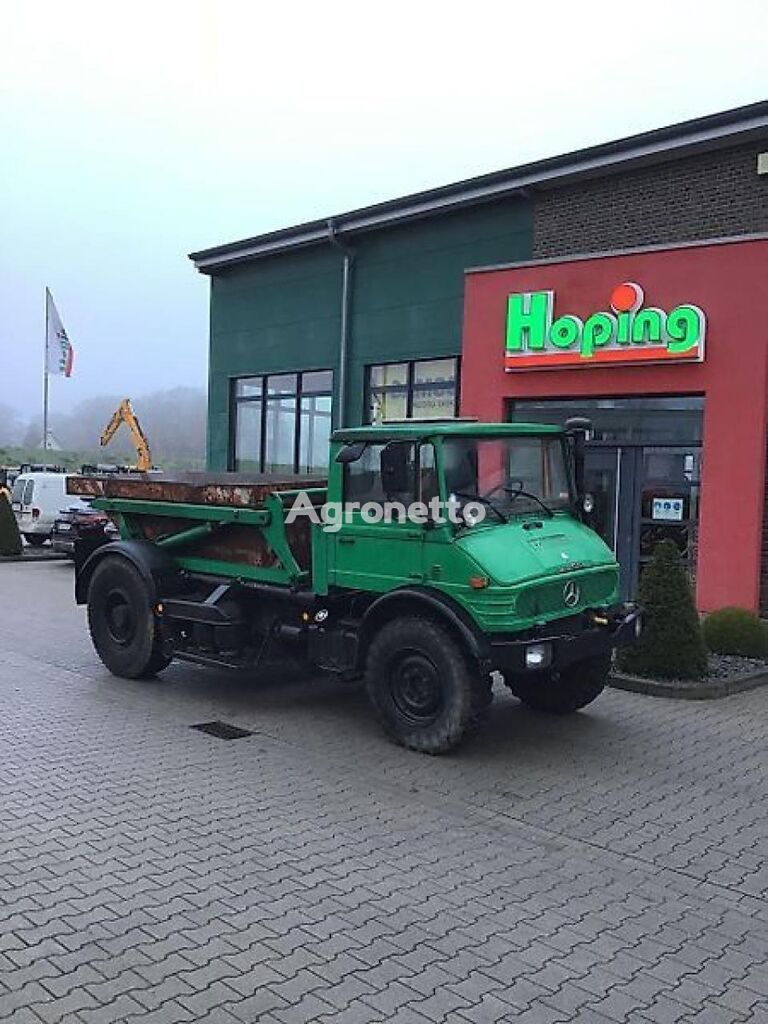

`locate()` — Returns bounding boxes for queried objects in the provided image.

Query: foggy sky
[1,0,766,428]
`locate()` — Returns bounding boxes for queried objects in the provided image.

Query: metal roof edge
[463,231,768,275]
[190,101,768,273]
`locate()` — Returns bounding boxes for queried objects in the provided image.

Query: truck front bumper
[488,604,642,676]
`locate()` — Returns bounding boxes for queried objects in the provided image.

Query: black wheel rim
[389,651,444,725]
[104,588,136,646]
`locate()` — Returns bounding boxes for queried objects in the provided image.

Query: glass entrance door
[585,444,702,600]
[585,446,638,600]
[638,446,702,587]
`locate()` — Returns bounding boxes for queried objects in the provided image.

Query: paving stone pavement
[0,561,766,1024]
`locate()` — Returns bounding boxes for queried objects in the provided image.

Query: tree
[618,539,707,680]
[41,388,207,465]
[703,607,768,658]
[15,387,207,469]
[22,417,43,450]
[0,493,22,556]
[0,402,22,447]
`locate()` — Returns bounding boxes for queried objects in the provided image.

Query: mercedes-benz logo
[563,580,580,608]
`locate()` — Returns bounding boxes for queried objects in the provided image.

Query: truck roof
[332,421,564,442]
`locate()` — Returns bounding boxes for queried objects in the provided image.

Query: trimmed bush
[617,539,707,680]
[703,606,768,658]
[0,492,22,556]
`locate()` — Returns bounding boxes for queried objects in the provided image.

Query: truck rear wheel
[365,617,491,754]
[506,653,610,714]
[87,556,171,679]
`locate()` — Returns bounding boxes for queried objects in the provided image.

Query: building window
[508,396,704,443]
[232,370,333,474]
[366,357,459,423]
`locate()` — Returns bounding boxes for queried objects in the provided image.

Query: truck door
[330,441,433,592]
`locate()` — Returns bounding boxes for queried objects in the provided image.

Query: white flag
[46,289,74,377]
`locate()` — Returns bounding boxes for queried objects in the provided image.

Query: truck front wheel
[506,653,610,714]
[87,556,171,679]
[365,617,491,754]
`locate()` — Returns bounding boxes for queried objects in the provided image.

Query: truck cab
[327,422,613,603]
[320,422,639,685]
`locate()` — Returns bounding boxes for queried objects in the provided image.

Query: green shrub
[0,493,22,556]
[703,606,768,658]
[617,539,707,680]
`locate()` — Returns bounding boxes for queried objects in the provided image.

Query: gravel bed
[620,652,768,684]
[702,653,767,680]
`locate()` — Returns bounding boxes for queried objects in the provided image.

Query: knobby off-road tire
[506,652,610,714]
[365,616,492,754]
[87,556,171,679]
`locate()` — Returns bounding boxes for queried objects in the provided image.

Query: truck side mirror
[335,441,366,464]
[564,417,593,520]
[380,441,412,496]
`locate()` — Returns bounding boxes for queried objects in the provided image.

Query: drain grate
[191,721,253,741]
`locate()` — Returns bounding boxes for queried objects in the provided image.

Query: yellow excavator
[99,399,153,472]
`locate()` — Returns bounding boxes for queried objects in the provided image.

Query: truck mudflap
[489,604,642,676]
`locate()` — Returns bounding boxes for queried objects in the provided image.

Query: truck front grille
[516,570,617,619]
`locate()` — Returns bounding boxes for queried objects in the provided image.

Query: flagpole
[43,288,50,451]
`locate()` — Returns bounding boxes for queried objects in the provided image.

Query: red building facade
[460,237,768,613]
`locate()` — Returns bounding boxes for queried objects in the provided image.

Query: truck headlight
[525,643,552,669]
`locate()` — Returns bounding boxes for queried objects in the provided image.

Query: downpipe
[327,219,355,430]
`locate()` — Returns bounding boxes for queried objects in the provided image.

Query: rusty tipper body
[70,421,641,754]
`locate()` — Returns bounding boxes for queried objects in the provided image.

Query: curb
[0,552,69,564]
[609,669,768,700]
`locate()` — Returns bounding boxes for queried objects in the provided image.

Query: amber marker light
[469,576,489,589]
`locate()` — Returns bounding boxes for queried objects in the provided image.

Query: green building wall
[207,198,533,469]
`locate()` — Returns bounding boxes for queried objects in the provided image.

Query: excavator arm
[99,399,152,472]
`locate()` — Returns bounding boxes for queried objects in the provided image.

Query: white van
[10,473,90,546]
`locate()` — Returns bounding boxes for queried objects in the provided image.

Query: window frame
[342,440,437,511]
[230,369,333,474]
[365,356,460,423]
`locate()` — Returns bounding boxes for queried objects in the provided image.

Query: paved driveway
[0,561,766,1023]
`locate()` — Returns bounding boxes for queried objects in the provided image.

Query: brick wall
[533,142,768,258]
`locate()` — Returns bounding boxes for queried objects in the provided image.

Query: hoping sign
[505,282,705,371]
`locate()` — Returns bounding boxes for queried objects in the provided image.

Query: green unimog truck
[69,420,641,754]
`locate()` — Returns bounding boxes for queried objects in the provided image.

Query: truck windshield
[443,436,573,518]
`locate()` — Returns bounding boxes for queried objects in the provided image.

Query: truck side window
[344,443,417,505]
[444,440,479,496]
